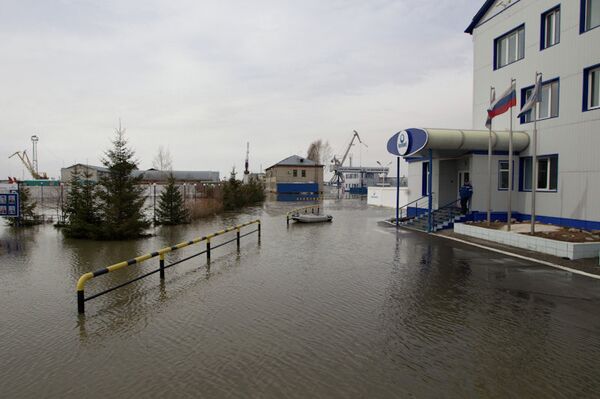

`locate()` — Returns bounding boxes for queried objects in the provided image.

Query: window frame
[301,169,306,177]
[519,155,559,192]
[583,63,600,112]
[541,5,561,50]
[520,78,560,124]
[497,160,515,191]
[581,0,600,33]
[494,24,526,70]
[293,169,297,177]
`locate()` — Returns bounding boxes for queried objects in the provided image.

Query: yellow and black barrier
[76,219,260,314]
[286,204,321,225]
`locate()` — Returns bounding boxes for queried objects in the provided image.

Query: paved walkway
[437,230,600,277]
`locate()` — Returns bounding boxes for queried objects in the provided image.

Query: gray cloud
[0,0,480,179]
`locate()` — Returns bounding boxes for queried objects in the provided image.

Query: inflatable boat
[291,214,333,223]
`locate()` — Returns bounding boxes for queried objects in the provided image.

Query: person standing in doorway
[459,180,473,214]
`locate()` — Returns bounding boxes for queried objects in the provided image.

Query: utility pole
[31,135,39,176]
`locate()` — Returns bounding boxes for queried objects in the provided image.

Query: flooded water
[2,200,600,398]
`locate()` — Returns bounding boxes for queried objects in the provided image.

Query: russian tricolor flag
[485,82,516,128]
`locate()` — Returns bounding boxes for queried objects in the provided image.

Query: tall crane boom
[330,130,368,187]
[8,150,48,180]
[339,130,366,167]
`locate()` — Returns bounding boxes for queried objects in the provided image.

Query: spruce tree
[63,167,101,238]
[222,177,265,211]
[96,124,149,239]
[156,174,189,225]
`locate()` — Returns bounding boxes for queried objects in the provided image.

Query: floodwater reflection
[2,200,600,397]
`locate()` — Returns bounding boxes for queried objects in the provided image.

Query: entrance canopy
[387,128,530,158]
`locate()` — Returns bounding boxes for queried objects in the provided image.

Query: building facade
[395,0,600,230]
[337,166,390,193]
[265,155,324,200]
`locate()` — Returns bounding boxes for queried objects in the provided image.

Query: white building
[389,0,600,230]
[338,166,389,193]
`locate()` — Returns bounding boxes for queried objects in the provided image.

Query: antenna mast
[31,135,39,175]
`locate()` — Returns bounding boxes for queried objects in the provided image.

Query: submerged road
[1,200,600,398]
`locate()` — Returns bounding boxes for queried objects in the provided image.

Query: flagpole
[530,72,541,235]
[507,78,515,231]
[487,86,494,225]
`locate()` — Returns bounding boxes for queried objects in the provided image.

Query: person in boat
[459,180,473,214]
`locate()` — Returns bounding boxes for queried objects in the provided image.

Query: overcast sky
[0,0,480,180]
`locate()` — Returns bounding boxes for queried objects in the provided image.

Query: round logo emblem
[396,130,409,155]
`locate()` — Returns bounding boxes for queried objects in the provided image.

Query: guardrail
[76,219,261,314]
[286,204,321,226]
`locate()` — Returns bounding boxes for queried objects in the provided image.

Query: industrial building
[265,155,324,201]
[388,0,600,230]
[60,164,220,184]
[338,166,389,194]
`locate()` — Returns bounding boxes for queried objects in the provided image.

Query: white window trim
[521,156,558,192]
[586,0,600,31]
[496,26,524,69]
[498,161,510,190]
[589,67,600,110]
[543,8,560,48]
[523,81,559,122]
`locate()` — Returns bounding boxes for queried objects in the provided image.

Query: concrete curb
[435,233,600,281]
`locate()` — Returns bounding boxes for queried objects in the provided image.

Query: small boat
[291,214,333,223]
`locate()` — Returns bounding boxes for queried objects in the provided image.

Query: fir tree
[96,124,150,239]
[156,174,189,225]
[63,167,101,238]
[222,177,265,211]
[4,183,39,227]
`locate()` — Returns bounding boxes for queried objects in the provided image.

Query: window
[520,79,559,123]
[541,6,560,49]
[293,169,297,177]
[495,25,525,69]
[584,64,600,111]
[498,161,514,190]
[582,0,600,32]
[519,155,558,191]
[301,169,306,177]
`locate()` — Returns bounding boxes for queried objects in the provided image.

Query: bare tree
[152,145,173,171]
[307,140,332,165]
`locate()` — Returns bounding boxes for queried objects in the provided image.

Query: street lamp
[152,183,156,224]
[376,160,392,186]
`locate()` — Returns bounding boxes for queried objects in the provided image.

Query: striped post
[77,290,85,314]
[206,237,211,261]
[236,228,240,249]
[159,253,165,279]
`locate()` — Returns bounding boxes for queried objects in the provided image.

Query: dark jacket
[459,184,473,200]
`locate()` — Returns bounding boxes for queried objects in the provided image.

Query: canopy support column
[427,149,433,233]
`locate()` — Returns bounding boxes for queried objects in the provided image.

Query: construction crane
[330,130,367,188]
[8,150,48,180]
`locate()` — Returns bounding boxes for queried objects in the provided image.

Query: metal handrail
[432,198,462,227]
[437,198,461,211]
[76,219,261,314]
[392,194,433,222]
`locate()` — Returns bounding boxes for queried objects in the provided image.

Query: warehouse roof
[265,155,323,170]
[62,164,220,182]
